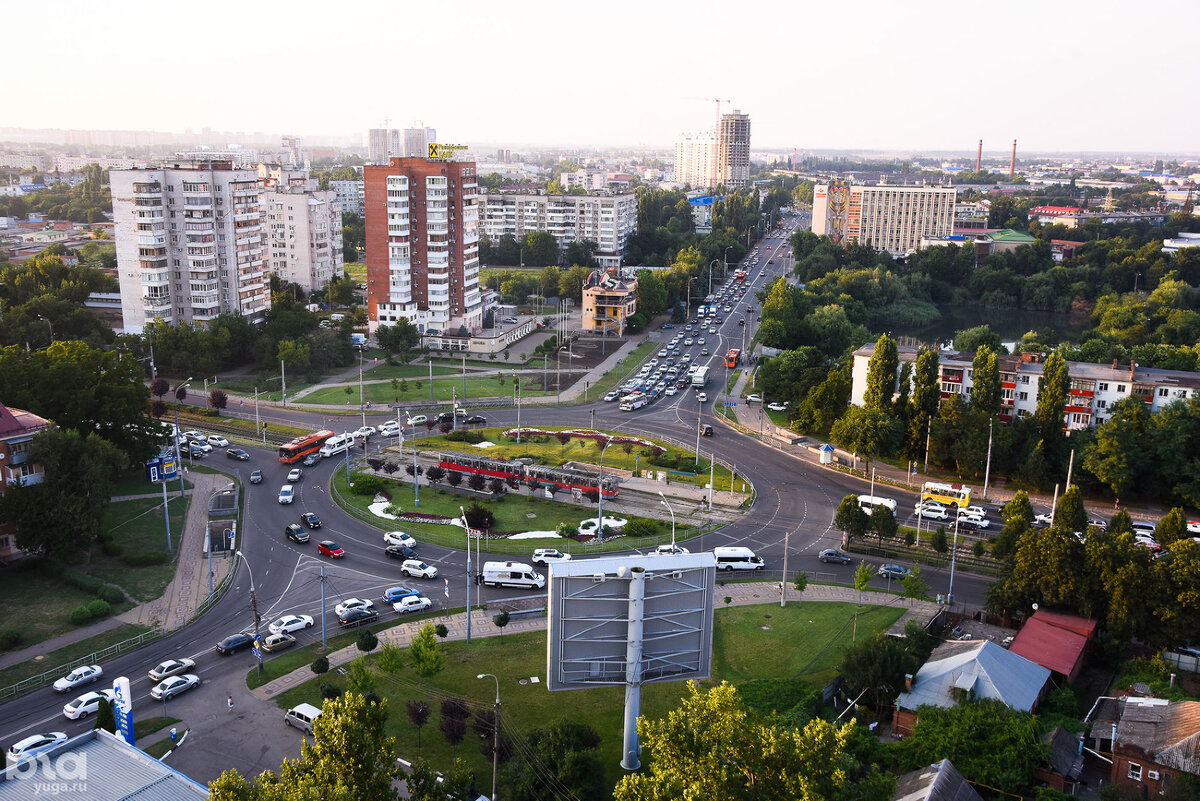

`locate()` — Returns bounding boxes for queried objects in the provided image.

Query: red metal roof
[1009,610,1096,678]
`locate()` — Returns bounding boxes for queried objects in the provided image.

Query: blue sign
[145,451,179,483]
[723,402,738,407]
[252,647,261,659]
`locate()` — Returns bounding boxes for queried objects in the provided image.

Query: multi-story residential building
[476,192,636,269]
[717,110,751,189]
[851,343,1200,430]
[368,129,391,164]
[263,186,344,293]
[403,127,436,158]
[54,155,146,173]
[812,182,956,256]
[560,169,606,191]
[330,179,365,217]
[0,153,47,171]
[581,268,637,334]
[0,403,50,562]
[110,161,270,333]
[674,132,717,188]
[363,156,482,335]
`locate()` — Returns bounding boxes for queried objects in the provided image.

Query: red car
[317,540,345,558]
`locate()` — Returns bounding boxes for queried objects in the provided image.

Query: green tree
[952,325,1004,354]
[1036,351,1070,461]
[1084,397,1152,501]
[493,609,510,638]
[839,633,919,712]
[405,756,475,801]
[863,334,899,413]
[996,491,1034,560]
[830,406,902,473]
[539,265,561,298]
[501,719,606,801]
[408,623,446,686]
[970,345,1002,417]
[558,265,592,303]
[1054,485,1088,535]
[277,339,311,371]
[870,504,898,544]
[835,495,870,545]
[523,231,559,266]
[906,346,940,460]
[375,319,420,358]
[613,681,893,801]
[635,269,668,318]
[854,562,872,598]
[95,697,117,734]
[1156,507,1187,545]
[901,563,930,599]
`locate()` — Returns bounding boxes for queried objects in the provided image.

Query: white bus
[691,365,710,388]
[619,392,646,412]
[318,433,355,458]
[858,495,897,515]
[712,546,765,571]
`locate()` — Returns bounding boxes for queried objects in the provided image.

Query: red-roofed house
[1008,609,1097,683]
[1031,205,1083,224]
[0,403,51,562]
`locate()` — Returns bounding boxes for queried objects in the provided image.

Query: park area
[271,600,905,793]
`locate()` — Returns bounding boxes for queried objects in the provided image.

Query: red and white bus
[279,429,335,464]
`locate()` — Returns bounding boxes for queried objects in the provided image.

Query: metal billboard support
[621,566,646,771]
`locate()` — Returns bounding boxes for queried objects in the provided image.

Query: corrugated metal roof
[895,639,1050,713]
[891,759,983,801]
[1009,611,1094,677]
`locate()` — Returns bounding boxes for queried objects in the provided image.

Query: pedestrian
[228,695,234,713]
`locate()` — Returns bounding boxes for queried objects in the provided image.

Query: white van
[858,495,897,515]
[712,546,765,571]
[284,702,322,734]
[482,561,545,589]
[318,433,355,458]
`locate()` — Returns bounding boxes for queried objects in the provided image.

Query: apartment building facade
[476,192,636,269]
[330,179,365,217]
[581,268,637,334]
[0,403,50,562]
[111,162,270,334]
[717,110,751,189]
[263,187,343,293]
[363,157,482,335]
[813,182,956,256]
[674,132,717,188]
[851,343,1200,430]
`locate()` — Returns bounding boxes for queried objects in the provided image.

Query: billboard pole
[620,566,646,771]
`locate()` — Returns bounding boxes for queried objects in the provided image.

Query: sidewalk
[0,473,238,673]
[252,581,941,701]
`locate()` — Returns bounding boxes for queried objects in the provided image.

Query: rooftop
[896,639,1050,713]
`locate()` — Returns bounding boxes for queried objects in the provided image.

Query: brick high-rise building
[364,157,482,335]
[717,110,751,189]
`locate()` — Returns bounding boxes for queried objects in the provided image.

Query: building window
[1099,382,1109,391]
[1159,387,1169,397]
[1018,391,1028,401]
[1117,384,1126,393]
[1097,399,1107,409]
[1127,763,1142,781]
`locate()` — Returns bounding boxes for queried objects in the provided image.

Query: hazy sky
[9,0,1199,154]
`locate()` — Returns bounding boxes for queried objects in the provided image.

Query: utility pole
[780,528,790,607]
[359,349,366,429]
[280,360,286,406]
[462,505,472,644]
[982,418,994,500]
[320,566,327,650]
[923,415,932,473]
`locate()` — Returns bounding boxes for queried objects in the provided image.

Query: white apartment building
[812,182,956,256]
[851,343,1200,431]
[0,153,47,170]
[54,155,146,173]
[110,162,270,334]
[476,192,636,269]
[560,169,606,191]
[403,127,436,158]
[330,180,364,216]
[674,132,717,188]
[263,187,344,293]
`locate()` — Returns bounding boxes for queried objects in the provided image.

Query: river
[881,305,1092,348]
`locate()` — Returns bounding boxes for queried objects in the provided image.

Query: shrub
[320,682,343,700]
[123,551,168,566]
[357,630,379,653]
[468,472,486,492]
[972,541,986,558]
[446,471,463,487]
[87,599,111,618]
[311,656,330,675]
[64,570,104,594]
[0,629,23,650]
[98,585,125,604]
[69,605,92,625]
[100,538,123,557]
[350,474,386,496]
[622,517,658,539]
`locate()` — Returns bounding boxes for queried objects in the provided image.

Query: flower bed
[501,428,665,457]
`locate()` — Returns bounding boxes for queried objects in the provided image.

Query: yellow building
[581,268,637,334]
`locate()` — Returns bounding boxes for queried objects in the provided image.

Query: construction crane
[685,97,731,188]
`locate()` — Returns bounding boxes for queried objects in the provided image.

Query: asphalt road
[0,211,994,782]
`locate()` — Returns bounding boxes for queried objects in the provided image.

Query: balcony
[137,233,167,247]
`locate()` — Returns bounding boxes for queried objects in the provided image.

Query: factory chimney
[1009,139,1017,179]
[976,140,982,173]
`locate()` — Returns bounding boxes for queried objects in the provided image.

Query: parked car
[381,586,419,604]
[766,402,788,411]
[191,440,213,453]
[285,523,309,544]
[261,632,297,652]
[182,431,206,443]
[877,564,909,581]
[819,549,852,565]
[249,470,263,484]
[385,544,418,560]
[393,595,433,615]
[53,664,103,693]
[188,444,207,458]
[335,598,375,617]
[383,531,417,548]
[226,448,250,461]
[746,394,762,403]
[532,548,572,564]
[150,674,199,701]
[215,633,254,655]
[268,614,314,635]
[317,540,345,558]
[300,511,322,529]
[401,560,438,579]
[8,732,68,760]
[62,689,116,720]
[208,435,229,448]
[147,658,195,682]
[339,608,379,628]
[287,468,303,482]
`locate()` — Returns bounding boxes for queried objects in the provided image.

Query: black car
[464,415,487,425]
[300,512,322,529]
[819,548,852,565]
[285,523,309,544]
[249,470,263,484]
[188,445,206,458]
[215,633,253,655]
[385,544,418,560]
[338,608,379,628]
[437,411,455,423]
[226,448,250,461]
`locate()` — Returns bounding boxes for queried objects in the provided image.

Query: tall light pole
[946,516,961,606]
[208,482,235,601]
[171,378,192,499]
[477,673,500,801]
[596,437,614,541]
[359,348,366,429]
[36,315,53,346]
[235,551,264,675]
[658,492,676,550]
[723,245,733,280]
[461,505,472,644]
[708,260,719,296]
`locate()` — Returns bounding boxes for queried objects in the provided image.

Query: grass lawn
[142,729,186,759]
[0,563,133,652]
[88,496,190,602]
[109,470,193,498]
[272,601,900,793]
[420,426,737,491]
[344,262,367,281]
[133,715,180,740]
[0,623,152,688]
[583,341,658,400]
[298,374,549,406]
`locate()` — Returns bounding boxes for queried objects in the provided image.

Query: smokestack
[1010,139,1017,179]
[905,673,913,692]
[976,140,982,173]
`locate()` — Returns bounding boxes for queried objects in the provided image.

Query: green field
[0,623,152,688]
[298,373,553,406]
[583,341,658,400]
[89,496,190,602]
[271,601,903,793]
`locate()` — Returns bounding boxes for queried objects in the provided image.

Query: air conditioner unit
[1148,770,1160,780]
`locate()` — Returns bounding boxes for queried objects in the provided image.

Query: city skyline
[6,0,1199,154]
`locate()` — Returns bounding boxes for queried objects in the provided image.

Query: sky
[8,0,1199,155]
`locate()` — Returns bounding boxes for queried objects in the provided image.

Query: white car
[684,338,694,346]
[665,386,678,396]
[603,391,620,402]
[208,435,228,448]
[150,674,199,701]
[182,431,207,443]
[1033,513,1054,527]
[191,440,213,454]
[650,544,690,556]
[383,531,417,548]
[531,548,572,565]
[53,664,102,693]
[956,505,988,519]
[697,392,708,402]
[914,502,949,520]
[287,468,303,482]
[767,402,789,412]
[400,559,438,579]
[377,423,401,438]
[697,338,706,345]
[147,658,196,682]
[406,415,428,426]
[278,485,294,504]
[960,515,990,530]
[334,598,375,617]
[268,614,315,635]
[8,732,68,760]
[62,689,116,720]
[709,327,718,334]
[353,426,376,440]
[393,595,433,615]
[746,394,762,404]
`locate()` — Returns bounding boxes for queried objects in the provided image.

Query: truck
[691,365,710,388]
[349,333,366,349]
[619,392,646,411]
[482,561,545,589]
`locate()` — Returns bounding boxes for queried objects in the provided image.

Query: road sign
[723,402,738,407]
[251,648,261,659]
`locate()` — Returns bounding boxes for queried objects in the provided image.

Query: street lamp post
[208,482,235,601]
[708,260,719,296]
[36,315,53,346]
[477,673,501,801]
[658,492,676,550]
[946,516,961,606]
[723,245,733,280]
[234,551,264,675]
[171,378,192,499]
[359,348,366,429]
[596,438,613,541]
